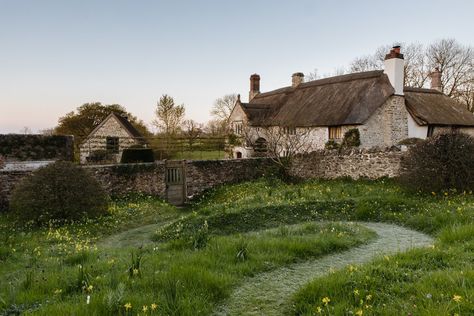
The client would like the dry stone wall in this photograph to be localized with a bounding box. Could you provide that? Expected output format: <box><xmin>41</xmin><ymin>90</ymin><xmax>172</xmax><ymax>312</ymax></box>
<box><xmin>291</xmin><ymin>147</ymin><xmax>404</xmax><ymax>179</ymax></box>
<box><xmin>0</xmin><ymin>150</ymin><xmax>404</xmax><ymax>211</ymax></box>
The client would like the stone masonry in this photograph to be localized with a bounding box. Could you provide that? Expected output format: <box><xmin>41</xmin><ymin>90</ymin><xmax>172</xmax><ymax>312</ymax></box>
<box><xmin>80</xmin><ymin>116</ymin><xmax>140</xmax><ymax>164</ymax></box>
<box><xmin>0</xmin><ymin>151</ymin><xmax>404</xmax><ymax>211</ymax></box>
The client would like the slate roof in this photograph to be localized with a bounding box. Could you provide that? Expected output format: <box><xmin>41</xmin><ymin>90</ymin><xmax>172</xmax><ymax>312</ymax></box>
<box><xmin>84</xmin><ymin>112</ymin><xmax>144</xmax><ymax>143</ymax></box>
<box><xmin>240</xmin><ymin>70</ymin><xmax>474</xmax><ymax>127</ymax></box>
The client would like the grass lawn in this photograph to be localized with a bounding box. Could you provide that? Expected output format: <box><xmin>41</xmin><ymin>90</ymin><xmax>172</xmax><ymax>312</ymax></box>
<box><xmin>0</xmin><ymin>178</ymin><xmax>473</xmax><ymax>315</ymax></box>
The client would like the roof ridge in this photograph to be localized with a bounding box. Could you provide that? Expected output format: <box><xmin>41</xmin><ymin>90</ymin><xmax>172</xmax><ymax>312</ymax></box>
<box><xmin>253</xmin><ymin>70</ymin><xmax>385</xmax><ymax>99</ymax></box>
<box><xmin>404</xmin><ymin>87</ymin><xmax>443</xmax><ymax>94</ymax></box>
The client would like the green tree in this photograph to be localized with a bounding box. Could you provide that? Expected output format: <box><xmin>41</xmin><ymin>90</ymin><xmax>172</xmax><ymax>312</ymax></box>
<box><xmin>153</xmin><ymin>95</ymin><xmax>185</xmax><ymax>135</ymax></box>
<box><xmin>54</xmin><ymin>102</ymin><xmax>151</xmax><ymax>146</ymax></box>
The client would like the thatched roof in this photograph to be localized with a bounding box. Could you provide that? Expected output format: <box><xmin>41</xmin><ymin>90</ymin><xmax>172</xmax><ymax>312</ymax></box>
<box><xmin>404</xmin><ymin>88</ymin><xmax>474</xmax><ymax>126</ymax></box>
<box><xmin>242</xmin><ymin>71</ymin><xmax>394</xmax><ymax>126</ymax></box>
<box><xmin>240</xmin><ymin>71</ymin><xmax>474</xmax><ymax>127</ymax></box>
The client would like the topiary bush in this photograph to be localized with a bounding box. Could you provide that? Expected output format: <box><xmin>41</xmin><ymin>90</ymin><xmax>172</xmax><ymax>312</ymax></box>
<box><xmin>399</xmin><ymin>132</ymin><xmax>474</xmax><ymax>193</ymax></box>
<box><xmin>120</xmin><ymin>148</ymin><xmax>155</xmax><ymax>163</ymax></box>
<box><xmin>10</xmin><ymin>161</ymin><xmax>109</xmax><ymax>225</ymax></box>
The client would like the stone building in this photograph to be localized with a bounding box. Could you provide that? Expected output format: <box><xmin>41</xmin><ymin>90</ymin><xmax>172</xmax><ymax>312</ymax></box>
<box><xmin>79</xmin><ymin>112</ymin><xmax>145</xmax><ymax>163</ymax></box>
<box><xmin>229</xmin><ymin>46</ymin><xmax>474</xmax><ymax>158</ymax></box>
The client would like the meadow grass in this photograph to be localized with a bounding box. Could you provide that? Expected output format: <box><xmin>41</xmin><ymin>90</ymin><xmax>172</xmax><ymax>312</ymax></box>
<box><xmin>1</xmin><ymin>178</ymin><xmax>473</xmax><ymax>315</ymax></box>
<box><xmin>0</xmin><ymin>193</ymin><xmax>373</xmax><ymax>315</ymax></box>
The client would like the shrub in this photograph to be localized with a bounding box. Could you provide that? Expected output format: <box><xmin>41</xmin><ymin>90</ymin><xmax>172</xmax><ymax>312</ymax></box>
<box><xmin>10</xmin><ymin>161</ymin><xmax>109</xmax><ymax>225</ymax></box>
<box><xmin>325</xmin><ymin>140</ymin><xmax>340</xmax><ymax>150</ymax></box>
<box><xmin>120</xmin><ymin>148</ymin><xmax>155</xmax><ymax>163</ymax></box>
<box><xmin>341</xmin><ymin>128</ymin><xmax>361</xmax><ymax>148</ymax></box>
<box><xmin>399</xmin><ymin>132</ymin><xmax>474</xmax><ymax>193</ymax></box>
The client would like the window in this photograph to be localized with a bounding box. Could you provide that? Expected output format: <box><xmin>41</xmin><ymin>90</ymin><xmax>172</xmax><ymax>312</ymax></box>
<box><xmin>283</xmin><ymin>127</ymin><xmax>296</xmax><ymax>135</ymax></box>
<box><xmin>106</xmin><ymin>137</ymin><xmax>119</xmax><ymax>153</ymax></box>
<box><xmin>328</xmin><ymin>126</ymin><xmax>342</xmax><ymax>140</ymax></box>
<box><xmin>234</xmin><ymin>122</ymin><xmax>243</xmax><ymax>135</ymax></box>
<box><xmin>427</xmin><ymin>125</ymin><xmax>435</xmax><ymax>137</ymax></box>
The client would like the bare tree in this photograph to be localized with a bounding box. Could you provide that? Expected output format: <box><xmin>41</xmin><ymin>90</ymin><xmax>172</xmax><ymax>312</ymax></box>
<box><xmin>19</xmin><ymin>126</ymin><xmax>32</xmax><ymax>134</ymax></box>
<box><xmin>305</xmin><ymin>69</ymin><xmax>320</xmax><ymax>81</ymax></box>
<box><xmin>204</xmin><ymin>119</ymin><xmax>228</xmax><ymax>137</ymax></box>
<box><xmin>348</xmin><ymin>39</ymin><xmax>474</xmax><ymax>111</ymax></box>
<box><xmin>153</xmin><ymin>94</ymin><xmax>185</xmax><ymax>135</ymax></box>
<box><xmin>428</xmin><ymin>39</ymin><xmax>474</xmax><ymax>109</ymax></box>
<box><xmin>210</xmin><ymin>94</ymin><xmax>238</xmax><ymax>122</ymax></box>
<box><xmin>243</xmin><ymin>125</ymin><xmax>315</xmax><ymax>178</ymax></box>
<box><xmin>182</xmin><ymin>119</ymin><xmax>203</xmax><ymax>147</ymax></box>
<box><xmin>39</xmin><ymin>128</ymin><xmax>54</xmax><ymax>135</ymax></box>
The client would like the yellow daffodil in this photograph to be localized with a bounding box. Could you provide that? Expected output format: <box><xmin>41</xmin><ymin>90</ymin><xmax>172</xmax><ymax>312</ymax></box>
<box><xmin>355</xmin><ymin>309</ymin><xmax>363</xmax><ymax>316</ymax></box>
<box><xmin>124</xmin><ymin>302</ymin><xmax>132</xmax><ymax>310</ymax></box>
<box><xmin>322</xmin><ymin>296</ymin><xmax>330</xmax><ymax>306</ymax></box>
<box><xmin>452</xmin><ymin>294</ymin><xmax>462</xmax><ymax>303</ymax></box>
<box><xmin>151</xmin><ymin>303</ymin><xmax>158</xmax><ymax>311</ymax></box>
<box><xmin>142</xmin><ymin>305</ymin><xmax>148</xmax><ymax>312</ymax></box>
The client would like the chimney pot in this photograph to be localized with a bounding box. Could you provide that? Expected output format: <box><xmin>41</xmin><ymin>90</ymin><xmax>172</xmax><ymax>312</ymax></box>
<box><xmin>430</xmin><ymin>68</ymin><xmax>442</xmax><ymax>92</ymax></box>
<box><xmin>249</xmin><ymin>74</ymin><xmax>260</xmax><ymax>101</ymax></box>
<box><xmin>383</xmin><ymin>45</ymin><xmax>405</xmax><ymax>95</ymax></box>
<box><xmin>292</xmin><ymin>72</ymin><xmax>304</xmax><ymax>87</ymax></box>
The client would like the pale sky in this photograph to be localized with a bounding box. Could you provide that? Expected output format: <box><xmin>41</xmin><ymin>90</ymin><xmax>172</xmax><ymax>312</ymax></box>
<box><xmin>1</xmin><ymin>0</ymin><xmax>473</xmax><ymax>133</ymax></box>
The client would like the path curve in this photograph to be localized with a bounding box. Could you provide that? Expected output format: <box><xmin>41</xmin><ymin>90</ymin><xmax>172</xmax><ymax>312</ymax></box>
<box><xmin>214</xmin><ymin>222</ymin><xmax>433</xmax><ymax>316</ymax></box>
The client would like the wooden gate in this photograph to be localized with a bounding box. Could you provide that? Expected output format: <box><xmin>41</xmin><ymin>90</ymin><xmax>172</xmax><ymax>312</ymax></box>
<box><xmin>165</xmin><ymin>161</ymin><xmax>186</xmax><ymax>206</ymax></box>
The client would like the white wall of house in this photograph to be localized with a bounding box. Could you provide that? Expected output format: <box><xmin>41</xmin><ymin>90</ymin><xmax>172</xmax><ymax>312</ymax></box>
<box><xmin>407</xmin><ymin>113</ymin><xmax>428</xmax><ymax>139</ymax></box>
<box><xmin>460</xmin><ymin>127</ymin><xmax>474</xmax><ymax>137</ymax></box>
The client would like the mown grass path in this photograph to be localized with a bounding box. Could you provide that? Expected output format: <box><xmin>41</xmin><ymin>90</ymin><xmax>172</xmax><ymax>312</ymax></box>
<box><xmin>98</xmin><ymin>222</ymin><xmax>169</xmax><ymax>248</ymax></box>
<box><xmin>214</xmin><ymin>222</ymin><xmax>434</xmax><ymax>316</ymax></box>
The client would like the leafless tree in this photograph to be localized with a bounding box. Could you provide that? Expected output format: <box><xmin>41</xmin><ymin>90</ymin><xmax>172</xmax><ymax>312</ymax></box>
<box><xmin>210</xmin><ymin>94</ymin><xmax>238</xmax><ymax>122</ymax></box>
<box><xmin>182</xmin><ymin>119</ymin><xmax>203</xmax><ymax>147</ymax></box>
<box><xmin>248</xmin><ymin>125</ymin><xmax>315</xmax><ymax>178</ymax></box>
<box><xmin>19</xmin><ymin>126</ymin><xmax>32</xmax><ymax>134</ymax></box>
<box><xmin>348</xmin><ymin>39</ymin><xmax>474</xmax><ymax>111</ymax></box>
<box><xmin>39</xmin><ymin>128</ymin><xmax>54</xmax><ymax>135</ymax></box>
<box><xmin>204</xmin><ymin>119</ymin><xmax>229</xmax><ymax>137</ymax></box>
<box><xmin>428</xmin><ymin>39</ymin><xmax>474</xmax><ymax>108</ymax></box>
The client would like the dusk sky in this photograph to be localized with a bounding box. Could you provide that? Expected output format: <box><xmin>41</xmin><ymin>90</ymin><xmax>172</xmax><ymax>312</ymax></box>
<box><xmin>1</xmin><ymin>0</ymin><xmax>473</xmax><ymax>133</ymax></box>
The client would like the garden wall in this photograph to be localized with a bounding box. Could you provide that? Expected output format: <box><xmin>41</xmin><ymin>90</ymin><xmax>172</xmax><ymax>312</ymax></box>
<box><xmin>0</xmin><ymin>134</ymin><xmax>74</xmax><ymax>161</ymax></box>
<box><xmin>0</xmin><ymin>149</ymin><xmax>403</xmax><ymax>210</ymax></box>
<box><xmin>291</xmin><ymin>147</ymin><xmax>404</xmax><ymax>179</ymax></box>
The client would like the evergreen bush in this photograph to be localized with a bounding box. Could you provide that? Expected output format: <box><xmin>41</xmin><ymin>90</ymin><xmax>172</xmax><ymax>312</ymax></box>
<box><xmin>10</xmin><ymin>161</ymin><xmax>109</xmax><ymax>225</ymax></box>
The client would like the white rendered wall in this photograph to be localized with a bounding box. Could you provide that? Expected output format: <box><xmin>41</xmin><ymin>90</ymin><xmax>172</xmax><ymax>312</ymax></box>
<box><xmin>384</xmin><ymin>58</ymin><xmax>405</xmax><ymax>95</ymax></box>
<box><xmin>407</xmin><ymin>113</ymin><xmax>428</xmax><ymax>139</ymax></box>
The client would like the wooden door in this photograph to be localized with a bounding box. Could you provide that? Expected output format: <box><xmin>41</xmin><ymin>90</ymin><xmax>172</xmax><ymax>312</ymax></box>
<box><xmin>165</xmin><ymin>161</ymin><xmax>185</xmax><ymax>206</ymax></box>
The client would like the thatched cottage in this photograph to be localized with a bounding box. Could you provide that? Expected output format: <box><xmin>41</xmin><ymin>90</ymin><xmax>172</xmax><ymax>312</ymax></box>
<box><xmin>229</xmin><ymin>46</ymin><xmax>474</xmax><ymax>158</ymax></box>
<box><xmin>79</xmin><ymin>112</ymin><xmax>144</xmax><ymax>163</ymax></box>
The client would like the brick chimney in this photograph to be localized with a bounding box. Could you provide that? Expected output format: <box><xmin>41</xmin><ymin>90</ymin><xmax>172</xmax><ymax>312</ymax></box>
<box><xmin>430</xmin><ymin>67</ymin><xmax>442</xmax><ymax>92</ymax></box>
<box><xmin>292</xmin><ymin>72</ymin><xmax>304</xmax><ymax>87</ymax></box>
<box><xmin>249</xmin><ymin>74</ymin><xmax>260</xmax><ymax>101</ymax></box>
<box><xmin>384</xmin><ymin>45</ymin><xmax>405</xmax><ymax>95</ymax></box>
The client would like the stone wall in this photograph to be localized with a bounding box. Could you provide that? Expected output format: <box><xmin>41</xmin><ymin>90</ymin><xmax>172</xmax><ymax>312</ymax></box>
<box><xmin>185</xmin><ymin>158</ymin><xmax>274</xmax><ymax>197</ymax></box>
<box><xmin>359</xmin><ymin>96</ymin><xmax>408</xmax><ymax>148</ymax></box>
<box><xmin>291</xmin><ymin>147</ymin><xmax>404</xmax><ymax>179</ymax></box>
<box><xmin>0</xmin><ymin>170</ymin><xmax>31</xmax><ymax>211</ymax></box>
<box><xmin>0</xmin><ymin>151</ymin><xmax>403</xmax><ymax>211</ymax></box>
<box><xmin>0</xmin><ymin>134</ymin><xmax>74</xmax><ymax>161</ymax></box>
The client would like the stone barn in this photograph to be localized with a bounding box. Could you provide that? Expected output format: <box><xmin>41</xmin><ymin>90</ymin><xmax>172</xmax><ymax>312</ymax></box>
<box><xmin>79</xmin><ymin>112</ymin><xmax>145</xmax><ymax>164</ymax></box>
